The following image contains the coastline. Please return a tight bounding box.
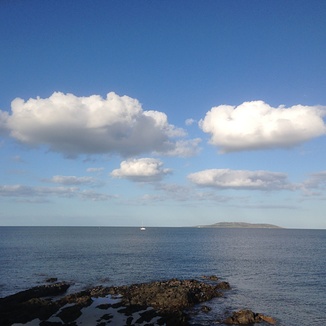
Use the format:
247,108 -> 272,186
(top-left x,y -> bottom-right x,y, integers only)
0,277 -> 275,326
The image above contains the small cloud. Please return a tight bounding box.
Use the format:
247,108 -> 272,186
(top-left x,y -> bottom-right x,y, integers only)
0,110 -> 9,136
111,158 -> 172,182
11,155 -> 24,163
86,167 -> 105,173
185,118 -> 196,126
0,184 -> 114,202
304,171 -> 326,189
0,184 -> 78,198
44,175 -> 97,186
155,138 -> 201,157
79,190 -> 117,201
199,101 -> 326,153
188,169 -> 295,191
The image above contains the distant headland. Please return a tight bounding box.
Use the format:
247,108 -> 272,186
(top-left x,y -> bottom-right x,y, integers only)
196,222 -> 283,229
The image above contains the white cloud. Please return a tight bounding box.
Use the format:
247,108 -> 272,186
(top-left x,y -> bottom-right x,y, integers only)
3,92 -> 198,157
154,182 -> 233,202
45,175 -> 97,185
111,158 -> 172,182
86,167 -> 105,173
155,138 -> 202,157
0,184 -> 113,201
0,184 -> 78,198
185,118 -> 196,126
0,110 -> 9,135
188,169 -> 294,190
304,171 -> 326,189
199,101 -> 326,153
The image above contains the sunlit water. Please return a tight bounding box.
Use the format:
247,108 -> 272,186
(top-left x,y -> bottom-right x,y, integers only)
0,227 -> 325,325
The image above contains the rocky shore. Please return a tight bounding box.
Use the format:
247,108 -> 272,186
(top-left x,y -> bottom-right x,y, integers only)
0,276 -> 276,325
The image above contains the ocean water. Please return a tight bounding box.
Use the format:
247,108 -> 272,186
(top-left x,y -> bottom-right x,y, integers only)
0,227 -> 325,325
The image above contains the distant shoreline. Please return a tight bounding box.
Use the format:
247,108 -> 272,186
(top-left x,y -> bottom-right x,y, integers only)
196,222 -> 283,229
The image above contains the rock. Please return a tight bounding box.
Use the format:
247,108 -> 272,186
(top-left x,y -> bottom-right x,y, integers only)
45,278 -> 58,283
258,314 -> 277,325
56,304 -> 83,323
0,277 -> 231,326
202,275 -> 219,281
0,282 -> 70,326
201,305 -> 212,312
111,278 -> 226,312
0,282 -> 70,307
215,281 -> 231,290
224,309 -> 276,325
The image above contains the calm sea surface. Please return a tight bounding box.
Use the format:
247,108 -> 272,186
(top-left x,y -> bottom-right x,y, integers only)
0,227 -> 325,325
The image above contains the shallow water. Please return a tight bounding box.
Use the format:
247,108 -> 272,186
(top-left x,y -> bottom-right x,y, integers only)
1,227 -> 325,325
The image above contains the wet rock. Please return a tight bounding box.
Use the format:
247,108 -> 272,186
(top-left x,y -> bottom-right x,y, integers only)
215,281 -> 231,290
111,278 -> 226,312
56,304 -> 83,323
202,275 -> 219,281
201,305 -> 212,312
46,278 -> 58,283
0,282 -> 70,306
0,277 -> 231,326
224,309 -> 276,325
0,282 -> 70,326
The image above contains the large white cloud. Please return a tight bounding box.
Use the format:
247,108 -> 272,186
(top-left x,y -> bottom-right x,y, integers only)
188,169 -> 294,190
199,101 -> 326,153
111,158 -> 172,182
3,92 -> 196,157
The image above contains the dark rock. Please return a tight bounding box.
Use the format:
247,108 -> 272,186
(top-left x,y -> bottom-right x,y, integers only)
202,275 -> 219,281
138,308 -> 159,322
224,309 -> 276,325
59,291 -> 92,307
0,283 -> 70,326
46,278 -> 58,283
96,303 -> 112,309
97,313 -> 113,321
56,305 -> 83,323
201,305 -> 212,312
112,278 -> 226,312
215,281 -> 231,290
40,321 -> 63,326
0,277 -> 231,326
0,282 -> 70,307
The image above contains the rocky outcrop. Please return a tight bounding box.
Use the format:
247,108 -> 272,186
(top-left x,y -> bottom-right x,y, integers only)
0,277 -> 229,325
0,278 -> 276,326
0,282 -> 70,325
224,309 -> 276,325
105,278 -> 229,312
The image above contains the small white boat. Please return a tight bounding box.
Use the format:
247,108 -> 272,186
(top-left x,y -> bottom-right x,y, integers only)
140,227 -> 146,231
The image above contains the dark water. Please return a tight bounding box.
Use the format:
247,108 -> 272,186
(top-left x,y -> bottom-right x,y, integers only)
0,227 -> 325,325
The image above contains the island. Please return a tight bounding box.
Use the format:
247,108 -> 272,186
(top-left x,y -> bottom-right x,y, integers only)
196,222 -> 283,229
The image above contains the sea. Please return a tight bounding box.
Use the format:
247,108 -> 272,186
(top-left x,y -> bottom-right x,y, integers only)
0,227 -> 325,325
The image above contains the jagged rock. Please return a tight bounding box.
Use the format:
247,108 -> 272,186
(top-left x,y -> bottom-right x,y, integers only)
202,275 -> 219,281
110,278 -> 226,312
0,277 -> 231,326
201,305 -> 212,312
224,309 -> 276,325
215,281 -> 231,289
56,304 -> 83,323
0,282 -> 70,326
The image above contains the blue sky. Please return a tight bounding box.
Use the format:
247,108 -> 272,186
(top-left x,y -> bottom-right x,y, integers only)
1,0 -> 326,228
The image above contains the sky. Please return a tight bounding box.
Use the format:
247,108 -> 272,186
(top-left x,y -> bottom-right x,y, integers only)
1,0 -> 326,228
